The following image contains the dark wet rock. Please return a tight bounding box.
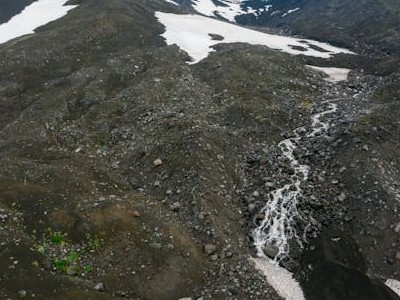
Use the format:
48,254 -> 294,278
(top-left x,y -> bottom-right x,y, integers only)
262,245 -> 279,259
300,227 -> 400,300
279,257 -> 299,272
208,34 -> 224,41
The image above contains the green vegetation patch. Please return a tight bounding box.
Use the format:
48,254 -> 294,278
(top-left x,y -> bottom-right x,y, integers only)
33,229 -> 103,276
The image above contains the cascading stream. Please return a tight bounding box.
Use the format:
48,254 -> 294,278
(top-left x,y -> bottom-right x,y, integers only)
254,101 -> 338,260
250,101 -> 339,300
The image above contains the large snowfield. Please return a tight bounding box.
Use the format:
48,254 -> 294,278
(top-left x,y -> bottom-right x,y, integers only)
0,0 -> 77,45
156,12 -> 355,64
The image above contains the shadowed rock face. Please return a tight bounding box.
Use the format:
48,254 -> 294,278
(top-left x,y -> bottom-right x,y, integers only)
298,227 -> 399,300
0,0 -> 37,24
304,262 -> 399,300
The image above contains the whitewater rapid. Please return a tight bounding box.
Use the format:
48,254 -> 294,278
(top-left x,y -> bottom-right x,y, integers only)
252,101 -> 338,300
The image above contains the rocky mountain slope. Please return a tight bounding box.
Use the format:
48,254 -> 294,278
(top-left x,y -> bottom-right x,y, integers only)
0,0 -> 400,299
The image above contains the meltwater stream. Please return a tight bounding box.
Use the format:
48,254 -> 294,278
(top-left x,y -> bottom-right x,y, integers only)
252,101 -> 338,300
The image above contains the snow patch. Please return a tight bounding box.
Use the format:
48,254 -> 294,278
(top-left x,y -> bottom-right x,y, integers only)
386,279 -> 400,297
251,257 -> 305,300
306,66 -> 351,83
282,7 -> 300,17
156,12 -> 356,64
0,0 -> 77,45
192,0 -> 245,22
191,0 -> 272,21
163,0 -> 178,5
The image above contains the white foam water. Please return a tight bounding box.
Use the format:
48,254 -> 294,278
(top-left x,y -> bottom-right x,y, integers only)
252,101 -> 338,299
253,136 -> 310,259
254,102 -> 337,259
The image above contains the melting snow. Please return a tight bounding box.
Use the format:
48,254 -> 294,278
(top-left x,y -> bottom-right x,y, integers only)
306,66 -> 351,83
191,0 -> 272,21
386,279 -> 400,297
156,12 -> 355,64
282,7 -> 300,17
251,257 -> 305,300
163,0 -> 178,6
192,0 -> 245,22
0,0 -> 77,45
191,0 -> 296,20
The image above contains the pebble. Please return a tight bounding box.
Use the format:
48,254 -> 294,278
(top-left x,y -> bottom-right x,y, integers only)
18,290 -> 27,299
170,202 -> 181,211
67,268 -> 77,276
204,244 -> 217,255
154,180 -> 161,187
265,182 -> 274,188
375,218 -> 387,230
211,254 -> 218,261
393,223 -> 400,233
338,193 -> 346,202
94,282 -> 105,292
153,159 -> 163,166
248,204 -> 256,213
149,242 -> 162,249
